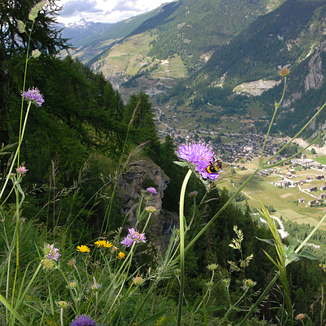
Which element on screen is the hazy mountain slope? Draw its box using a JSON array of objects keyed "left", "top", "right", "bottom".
[
  {"left": 70, "top": 6, "right": 165, "bottom": 64},
  {"left": 56, "top": 19, "right": 112, "bottom": 44},
  {"left": 84, "top": 0, "right": 285, "bottom": 97}
]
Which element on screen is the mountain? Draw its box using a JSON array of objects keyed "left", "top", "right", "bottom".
[
  {"left": 68, "top": 0, "right": 285, "bottom": 92},
  {"left": 65, "top": 0, "right": 326, "bottom": 140},
  {"left": 56, "top": 19, "right": 112, "bottom": 44},
  {"left": 63, "top": 7, "right": 166, "bottom": 64}
]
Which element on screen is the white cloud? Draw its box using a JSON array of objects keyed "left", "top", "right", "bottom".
[{"left": 56, "top": 0, "right": 176, "bottom": 25}]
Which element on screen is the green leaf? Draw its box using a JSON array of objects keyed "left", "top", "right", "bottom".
[
  {"left": 298, "top": 250, "right": 319, "bottom": 260},
  {"left": 256, "top": 237, "right": 276, "bottom": 247},
  {"left": 285, "top": 252, "right": 300, "bottom": 266},
  {"left": 173, "top": 161, "right": 188, "bottom": 167},
  {"left": 137, "top": 309, "right": 168, "bottom": 326},
  {"left": 203, "top": 300, "right": 208, "bottom": 326},
  {"left": 0, "top": 294, "right": 29, "bottom": 326}
]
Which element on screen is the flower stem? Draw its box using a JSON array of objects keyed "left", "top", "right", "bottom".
[
  {"left": 177, "top": 169, "right": 192, "bottom": 326},
  {"left": 0, "top": 101, "right": 32, "bottom": 201}
]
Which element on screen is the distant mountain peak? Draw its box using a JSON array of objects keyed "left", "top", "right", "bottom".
[
  {"left": 57, "top": 19, "right": 112, "bottom": 43},
  {"left": 67, "top": 18, "right": 91, "bottom": 29}
]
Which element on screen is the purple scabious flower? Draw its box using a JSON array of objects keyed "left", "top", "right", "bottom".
[
  {"left": 21, "top": 87, "right": 44, "bottom": 107},
  {"left": 120, "top": 228, "right": 146, "bottom": 247},
  {"left": 45, "top": 244, "right": 60, "bottom": 261},
  {"left": 146, "top": 187, "right": 157, "bottom": 195},
  {"left": 16, "top": 166, "right": 27, "bottom": 174},
  {"left": 120, "top": 236, "right": 134, "bottom": 247},
  {"left": 70, "top": 315, "right": 96, "bottom": 326},
  {"left": 177, "top": 142, "right": 219, "bottom": 180}
]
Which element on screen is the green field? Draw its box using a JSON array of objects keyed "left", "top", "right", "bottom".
[
  {"left": 314, "top": 156, "right": 326, "bottom": 164},
  {"left": 219, "top": 159, "right": 326, "bottom": 230}
]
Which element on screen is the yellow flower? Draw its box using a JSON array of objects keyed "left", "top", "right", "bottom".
[
  {"left": 118, "top": 252, "right": 125, "bottom": 259},
  {"left": 77, "top": 245, "right": 90, "bottom": 253},
  {"left": 94, "top": 240, "right": 113, "bottom": 248}
]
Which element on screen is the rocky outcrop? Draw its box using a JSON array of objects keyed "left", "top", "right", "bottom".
[
  {"left": 117, "top": 158, "right": 178, "bottom": 250},
  {"left": 304, "top": 53, "right": 324, "bottom": 91},
  {"left": 233, "top": 79, "right": 282, "bottom": 96}
]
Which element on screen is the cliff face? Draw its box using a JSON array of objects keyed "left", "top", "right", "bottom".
[
  {"left": 304, "top": 44, "right": 325, "bottom": 92},
  {"left": 117, "top": 158, "right": 178, "bottom": 250}
]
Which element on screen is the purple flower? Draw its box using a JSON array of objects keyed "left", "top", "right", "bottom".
[
  {"left": 45, "top": 244, "right": 60, "bottom": 261},
  {"left": 120, "top": 236, "right": 134, "bottom": 247},
  {"left": 16, "top": 166, "right": 27, "bottom": 174},
  {"left": 21, "top": 87, "right": 44, "bottom": 107},
  {"left": 146, "top": 187, "right": 157, "bottom": 195},
  {"left": 177, "top": 142, "right": 219, "bottom": 180},
  {"left": 120, "top": 228, "right": 146, "bottom": 247},
  {"left": 70, "top": 315, "right": 96, "bottom": 326}
]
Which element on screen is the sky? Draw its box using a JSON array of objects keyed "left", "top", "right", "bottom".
[{"left": 56, "top": 0, "right": 176, "bottom": 25}]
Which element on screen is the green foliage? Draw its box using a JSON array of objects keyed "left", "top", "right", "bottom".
[
  {"left": 147, "top": 0, "right": 275, "bottom": 74},
  {"left": 123, "top": 92, "right": 161, "bottom": 161}
]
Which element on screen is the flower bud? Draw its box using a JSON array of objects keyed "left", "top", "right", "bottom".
[
  {"left": 29, "top": 0, "right": 47, "bottom": 21},
  {"left": 43, "top": 258, "right": 54, "bottom": 269},
  {"left": 146, "top": 206, "right": 156, "bottom": 213},
  {"left": 68, "top": 281, "right": 77, "bottom": 289},
  {"left": 296, "top": 313, "right": 305, "bottom": 321},
  {"left": 18, "top": 20, "right": 26, "bottom": 33},
  {"left": 222, "top": 278, "right": 231, "bottom": 288},
  {"left": 67, "top": 259, "right": 76, "bottom": 267},
  {"left": 280, "top": 68, "right": 290, "bottom": 77},
  {"left": 207, "top": 263, "right": 218, "bottom": 271},
  {"left": 57, "top": 301, "right": 69, "bottom": 308},
  {"left": 31, "top": 49, "right": 41, "bottom": 59},
  {"left": 133, "top": 276, "right": 145, "bottom": 286}
]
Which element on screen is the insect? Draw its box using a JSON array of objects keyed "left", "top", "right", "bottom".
[{"left": 206, "top": 157, "right": 223, "bottom": 174}]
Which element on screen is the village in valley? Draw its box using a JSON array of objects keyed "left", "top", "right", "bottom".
[{"left": 180, "top": 131, "right": 326, "bottom": 229}]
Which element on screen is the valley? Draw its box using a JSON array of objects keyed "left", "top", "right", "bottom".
[
  {"left": 218, "top": 155, "right": 326, "bottom": 230},
  {"left": 154, "top": 103, "right": 326, "bottom": 231}
]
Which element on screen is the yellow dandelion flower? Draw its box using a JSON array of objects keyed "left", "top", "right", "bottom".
[
  {"left": 118, "top": 252, "right": 125, "bottom": 259},
  {"left": 94, "top": 240, "right": 113, "bottom": 248},
  {"left": 77, "top": 245, "right": 90, "bottom": 253}
]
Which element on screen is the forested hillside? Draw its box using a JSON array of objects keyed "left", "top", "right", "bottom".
[{"left": 159, "top": 0, "right": 326, "bottom": 137}]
